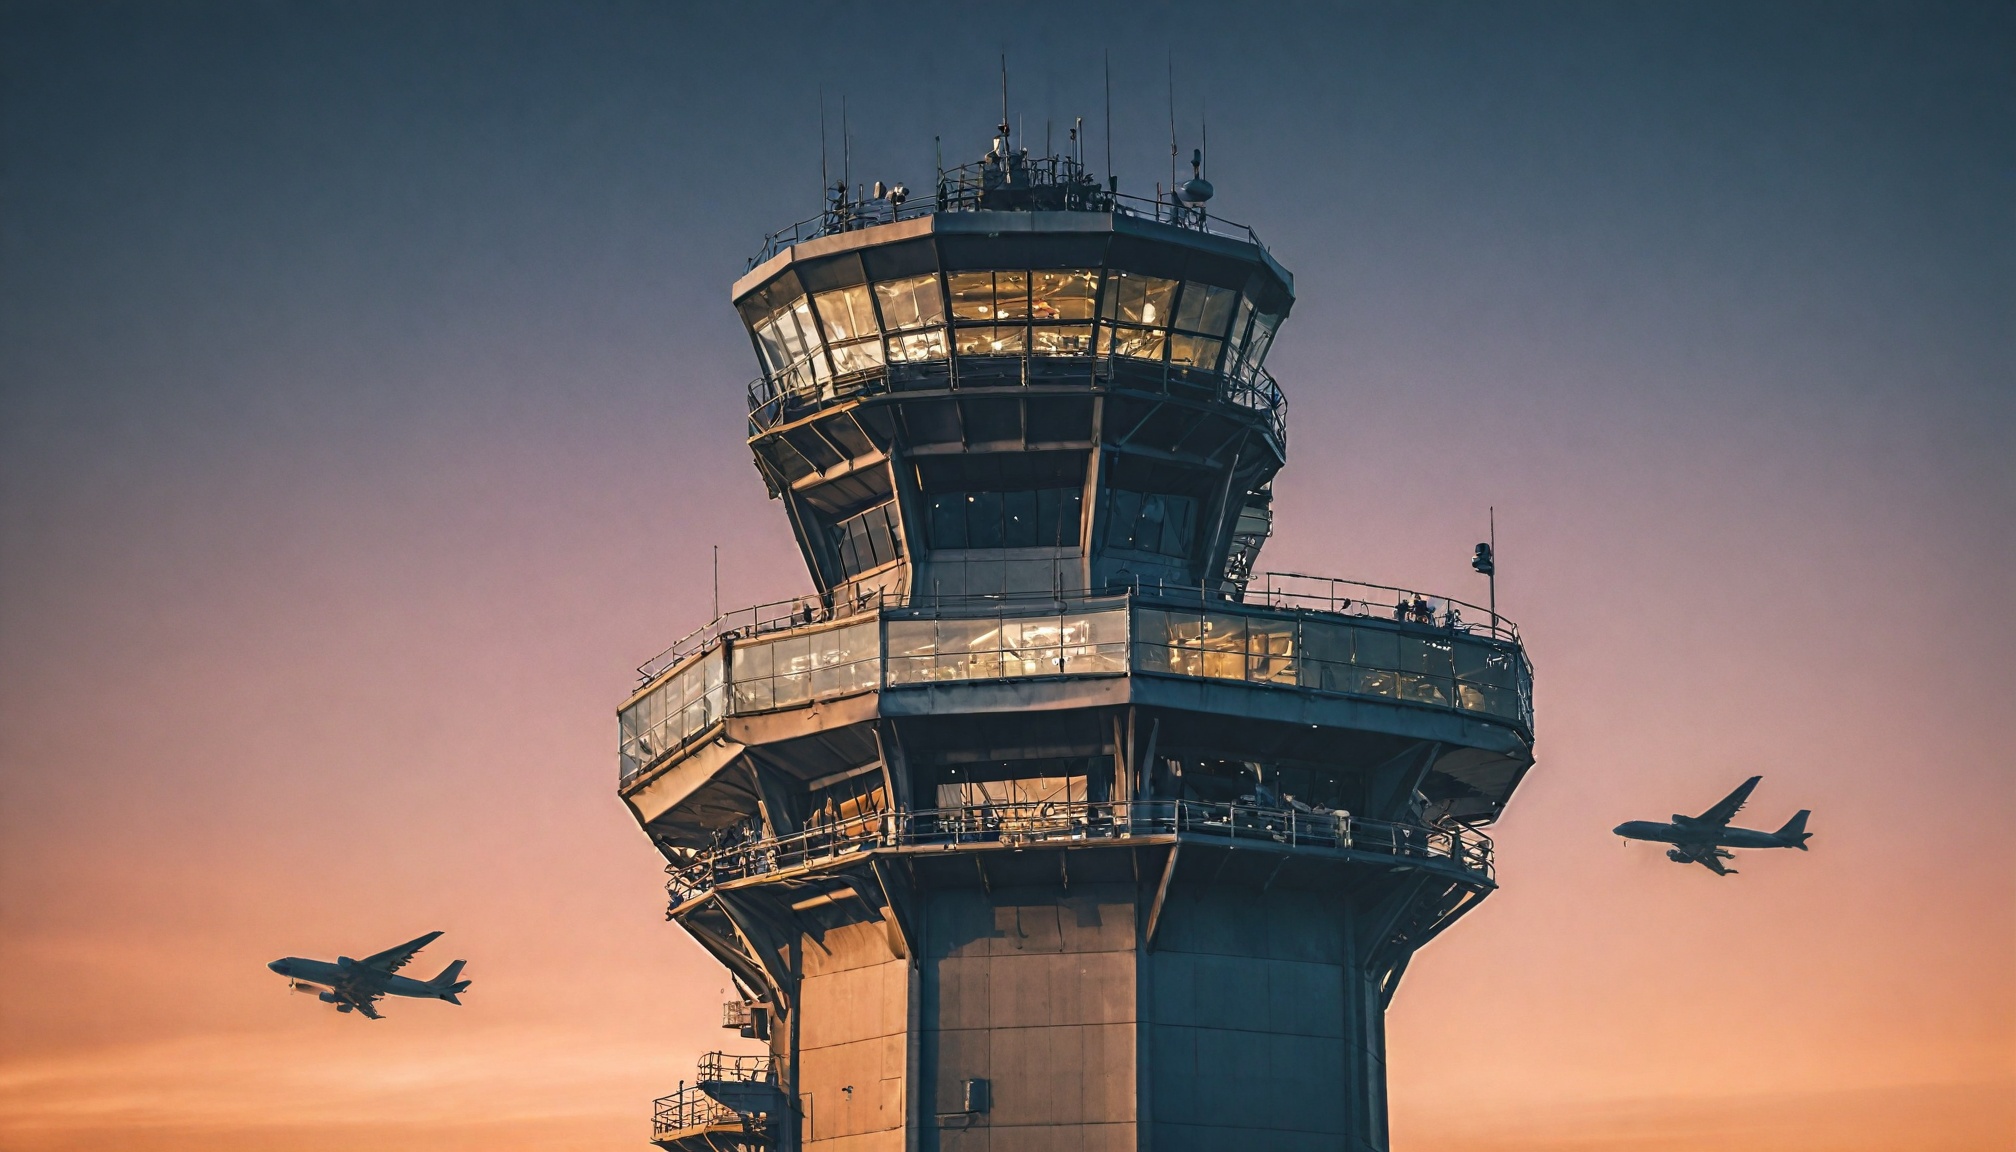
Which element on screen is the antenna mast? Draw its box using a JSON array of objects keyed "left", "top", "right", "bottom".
[
  {"left": 1104, "top": 51, "right": 1113, "bottom": 189},
  {"left": 1166, "top": 53, "right": 1178, "bottom": 215}
]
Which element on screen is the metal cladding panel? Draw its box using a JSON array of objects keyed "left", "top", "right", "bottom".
[
  {"left": 1144, "top": 886, "right": 1364, "bottom": 1144},
  {"left": 800, "top": 920, "right": 910, "bottom": 1149},
  {"left": 923, "top": 886, "right": 1140, "bottom": 1145}
]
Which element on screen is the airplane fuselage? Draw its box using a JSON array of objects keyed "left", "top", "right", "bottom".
[
  {"left": 1611, "top": 820, "right": 1803, "bottom": 850},
  {"left": 268, "top": 957, "right": 446, "bottom": 999}
]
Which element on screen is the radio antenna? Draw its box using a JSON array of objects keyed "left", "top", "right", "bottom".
[
  {"left": 1104, "top": 51, "right": 1113, "bottom": 188},
  {"left": 1167, "top": 52, "right": 1178, "bottom": 210}
]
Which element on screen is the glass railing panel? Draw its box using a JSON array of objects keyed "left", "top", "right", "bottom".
[{"left": 620, "top": 649, "right": 728, "bottom": 782}]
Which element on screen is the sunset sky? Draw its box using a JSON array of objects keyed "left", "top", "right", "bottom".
[{"left": 1, "top": 3, "right": 2010, "bottom": 1150}]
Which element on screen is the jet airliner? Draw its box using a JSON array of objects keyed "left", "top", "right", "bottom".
[
  {"left": 1614, "top": 776, "right": 1811, "bottom": 875},
  {"left": 268, "top": 931, "right": 470, "bottom": 1019}
]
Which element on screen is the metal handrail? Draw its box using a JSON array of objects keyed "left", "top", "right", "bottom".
[
  {"left": 652, "top": 1084, "right": 744, "bottom": 1137},
  {"left": 698, "top": 1051, "right": 774, "bottom": 1084},
  {"left": 664, "top": 800, "right": 1494, "bottom": 905},
  {"left": 749, "top": 178, "right": 1268, "bottom": 268},
  {"left": 636, "top": 586, "right": 895, "bottom": 684},
  {"left": 634, "top": 572, "right": 1522, "bottom": 689}
]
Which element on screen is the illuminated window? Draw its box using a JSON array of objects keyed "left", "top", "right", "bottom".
[
  {"left": 873, "top": 273, "right": 945, "bottom": 331},
  {"left": 1031, "top": 270, "right": 1099, "bottom": 320},
  {"left": 1100, "top": 272, "right": 1178, "bottom": 326}
]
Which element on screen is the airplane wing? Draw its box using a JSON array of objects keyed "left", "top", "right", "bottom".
[
  {"left": 353, "top": 994, "right": 384, "bottom": 1020},
  {"left": 356, "top": 931, "right": 443, "bottom": 975},
  {"left": 1693, "top": 853, "right": 1736, "bottom": 876},
  {"left": 1693, "top": 776, "right": 1762, "bottom": 828}
]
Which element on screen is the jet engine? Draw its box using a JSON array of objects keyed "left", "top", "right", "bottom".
[
  {"left": 318, "top": 991, "right": 339, "bottom": 1004},
  {"left": 1666, "top": 849, "right": 1692, "bottom": 863}
]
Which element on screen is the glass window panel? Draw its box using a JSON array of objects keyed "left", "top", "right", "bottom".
[
  {"left": 1094, "top": 326, "right": 1113, "bottom": 358},
  {"left": 887, "top": 619, "right": 936, "bottom": 658},
  {"left": 1197, "top": 285, "right": 1239, "bottom": 337},
  {"left": 948, "top": 271, "right": 998, "bottom": 320},
  {"left": 839, "top": 519, "right": 866, "bottom": 573},
  {"left": 733, "top": 640, "right": 774, "bottom": 681},
  {"left": 955, "top": 326, "right": 1025, "bottom": 356},
  {"left": 881, "top": 504, "right": 905, "bottom": 560},
  {"left": 1138, "top": 494, "right": 1168, "bottom": 551},
  {"left": 1160, "top": 495, "right": 1190, "bottom": 556},
  {"left": 787, "top": 299, "right": 821, "bottom": 358},
  {"left": 1111, "top": 326, "right": 1166, "bottom": 361},
  {"left": 829, "top": 338, "right": 884, "bottom": 375},
  {"left": 1030, "top": 325, "right": 1092, "bottom": 356},
  {"left": 1240, "top": 314, "right": 1280, "bottom": 376},
  {"left": 865, "top": 510, "right": 894, "bottom": 567},
  {"left": 774, "top": 664, "right": 812, "bottom": 706},
  {"left": 1168, "top": 334, "right": 1223, "bottom": 369},
  {"left": 1089, "top": 606, "right": 1129, "bottom": 647},
  {"left": 1352, "top": 627, "right": 1399, "bottom": 669},
  {"left": 1200, "top": 613, "right": 1248, "bottom": 680},
  {"left": 814, "top": 286, "right": 877, "bottom": 343},
  {"left": 1105, "top": 490, "right": 1142, "bottom": 548},
  {"left": 1225, "top": 296, "right": 1255, "bottom": 362},
  {"left": 888, "top": 328, "right": 947, "bottom": 362},
  {"left": 755, "top": 320, "right": 791, "bottom": 373},
  {"left": 874, "top": 273, "right": 944, "bottom": 330},
  {"left": 1454, "top": 641, "right": 1516, "bottom": 688},
  {"left": 994, "top": 271, "right": 1029, "bottom": 320},
  {"left": 1035, "top": 488, "right": 1061, "bottom": 547},
  {"left": 967, "top": 492, "right": 1004, "bottom": 548},
  {"left": 929, "top": 495, "right": 967, "bottom": 548},
  {"left": 1060, "top": 488, "right": 1083, "bottom": 546},
  {"left": 1172, "top": 282, "right": 1209, "bottom": 333},
  {"left": 1248, "top": 620, "right": 1297, "bottom": 684},
  {"left": 1003, "top": 490, "right": 1038, "bottom": 548},
  {"left": 1032, "top": 269, "right": 1099, "bottom": 320},
  {"left": 1100, "top": 272, "right": 1178, "bottom": 326},
  {"left": 1399, "top": 636, "right": 1453, "bottom": 676},
  {"left": 733, "top": 675, "right": 775, "bottom": 713},
  {"left": 1398, "top": 673, "right": 1451, "bottom": 706},
  {"left": 1301, "top": 619, "right": 1352, "bottom": 666}
]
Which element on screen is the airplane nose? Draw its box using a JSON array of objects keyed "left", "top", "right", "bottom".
[
  {"left": 1611, "top": 824, "right": 1629, "bottom": 836},
  {"left": 268, "top": 960, "right": 286, "bottom": 973}
]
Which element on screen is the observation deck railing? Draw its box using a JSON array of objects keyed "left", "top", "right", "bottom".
[
  {"left": 653, "top": 1086, "right": 744, "bottom": 1139},
  {"left": 652, "top": 1052, "right": 777, "bottom": 1141},
  {"left": 621, "top": 577, "right": 1532, "bottom": 787},
  {"left": 750, "top": 176, "right": 1267, "bottom": 268},
  {"left": 664, "top": 800, "right": 1493, "bottom": 906}
]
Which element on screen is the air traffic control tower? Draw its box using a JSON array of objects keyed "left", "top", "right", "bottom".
[{"left": 618, "top": 122, "right": 1535, "bottom": 1151}]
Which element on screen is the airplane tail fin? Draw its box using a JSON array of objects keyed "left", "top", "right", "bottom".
[
  {"left": 429, "top": 960, "right": 470, "bottom": 1002},
  {"left": 1775, "top": 810, "right": 1812, "bottom": 849}
]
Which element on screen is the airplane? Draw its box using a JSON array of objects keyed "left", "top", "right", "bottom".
[
  {"left": 268, "top": 931, "right": 470, "bottom": 1020},
  {"left": 1613, "top": 776, "right": 1811, "bottom": 875}
]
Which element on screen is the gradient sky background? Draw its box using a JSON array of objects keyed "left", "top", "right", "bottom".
[{"left": 2, "top": 2, "right": 2011, "bottom": 1150}]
